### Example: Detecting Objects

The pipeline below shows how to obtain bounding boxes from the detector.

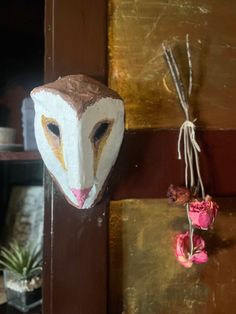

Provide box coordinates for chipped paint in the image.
[198,6,210,14]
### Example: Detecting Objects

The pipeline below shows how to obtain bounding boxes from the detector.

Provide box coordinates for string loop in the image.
[178,120,200,160]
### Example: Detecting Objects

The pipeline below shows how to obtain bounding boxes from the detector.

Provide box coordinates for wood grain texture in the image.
[109,198,236,314]
[44,1,109,313]
[109,0,236,129]
[111,130,236,200]
[45,0,108,83]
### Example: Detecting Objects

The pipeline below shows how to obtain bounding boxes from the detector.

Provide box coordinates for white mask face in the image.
[31,75,124,209]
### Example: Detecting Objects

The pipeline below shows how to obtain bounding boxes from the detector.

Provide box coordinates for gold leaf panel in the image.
[109,198,236,314]
[108,0,236,129]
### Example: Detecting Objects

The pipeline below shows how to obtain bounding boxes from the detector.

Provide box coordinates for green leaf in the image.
[0,242,42,276]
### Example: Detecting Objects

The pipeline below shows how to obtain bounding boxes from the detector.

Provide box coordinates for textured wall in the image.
[109,0,236,129]
[109,198,236,314]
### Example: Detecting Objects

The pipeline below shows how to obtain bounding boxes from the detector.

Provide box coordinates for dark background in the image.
[0,0,44,243]
[0,0,44,132]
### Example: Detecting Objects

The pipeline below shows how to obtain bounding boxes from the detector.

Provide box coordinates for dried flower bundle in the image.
[163,35,219,268]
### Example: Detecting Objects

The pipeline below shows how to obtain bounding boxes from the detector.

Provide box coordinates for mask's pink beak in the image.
[71,187,92,208]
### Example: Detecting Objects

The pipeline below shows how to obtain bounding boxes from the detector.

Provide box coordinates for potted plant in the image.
[0,243,42,312]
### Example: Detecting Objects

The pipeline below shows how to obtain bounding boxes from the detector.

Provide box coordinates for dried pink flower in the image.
[189,196,219,230]
[167,184,191,205]
[175,232,208,268]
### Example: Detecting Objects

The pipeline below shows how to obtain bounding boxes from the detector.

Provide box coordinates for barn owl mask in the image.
[31,75,124,209]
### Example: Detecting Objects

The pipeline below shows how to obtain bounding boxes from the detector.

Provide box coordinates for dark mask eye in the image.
[47,123,60,138]
[93,122,109,144]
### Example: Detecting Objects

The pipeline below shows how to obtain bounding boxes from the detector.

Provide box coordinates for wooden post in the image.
[43,172,108,313]
[43,1,108,312]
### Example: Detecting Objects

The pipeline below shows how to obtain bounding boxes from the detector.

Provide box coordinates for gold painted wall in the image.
[109,199,236,314]
[109,0,236,129]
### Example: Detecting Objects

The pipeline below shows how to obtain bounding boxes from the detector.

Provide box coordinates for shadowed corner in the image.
[202,229,236,257]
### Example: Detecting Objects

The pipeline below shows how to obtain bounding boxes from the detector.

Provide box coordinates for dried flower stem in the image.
[163,35,205,256]
[162,44,189,120]
[186,34,193,96]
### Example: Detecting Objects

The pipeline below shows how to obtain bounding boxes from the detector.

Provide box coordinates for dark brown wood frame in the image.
[44,1,109,313]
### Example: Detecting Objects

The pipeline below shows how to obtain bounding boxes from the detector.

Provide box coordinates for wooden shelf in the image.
[0,151,41,161]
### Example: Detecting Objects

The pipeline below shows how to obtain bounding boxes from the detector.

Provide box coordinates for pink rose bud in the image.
[167,184,191,205]
[175,232,208,268]
[189,196,219,230]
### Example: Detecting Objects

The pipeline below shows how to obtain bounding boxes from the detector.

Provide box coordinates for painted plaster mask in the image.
[31,75,124,209]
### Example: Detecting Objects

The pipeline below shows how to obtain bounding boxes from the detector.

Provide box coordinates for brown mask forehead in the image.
[31,74,122,117]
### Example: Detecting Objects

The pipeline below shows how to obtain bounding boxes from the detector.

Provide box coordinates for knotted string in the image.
[177,120,200,159]
[177,120,205,199]
[163,35,205,256]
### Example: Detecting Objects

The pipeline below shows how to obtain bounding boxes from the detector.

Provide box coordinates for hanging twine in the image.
[163,35,205,255]
[178,120,200,160]
[177,120,205,199]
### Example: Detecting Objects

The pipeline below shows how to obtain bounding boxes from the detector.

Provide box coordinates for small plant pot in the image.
[3,269,42,312]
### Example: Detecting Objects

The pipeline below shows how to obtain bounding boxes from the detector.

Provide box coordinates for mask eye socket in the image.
[41,115,67,170]
[90,119,113,175]
[90,120,113,152]
[47,122,60,138]
[93,122,109,144]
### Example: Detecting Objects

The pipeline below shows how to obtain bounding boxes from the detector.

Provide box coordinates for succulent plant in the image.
[0,243,42,277]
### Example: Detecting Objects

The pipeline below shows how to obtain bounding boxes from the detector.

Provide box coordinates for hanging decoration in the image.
[31,75,124,209]
[163,35,219,268]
